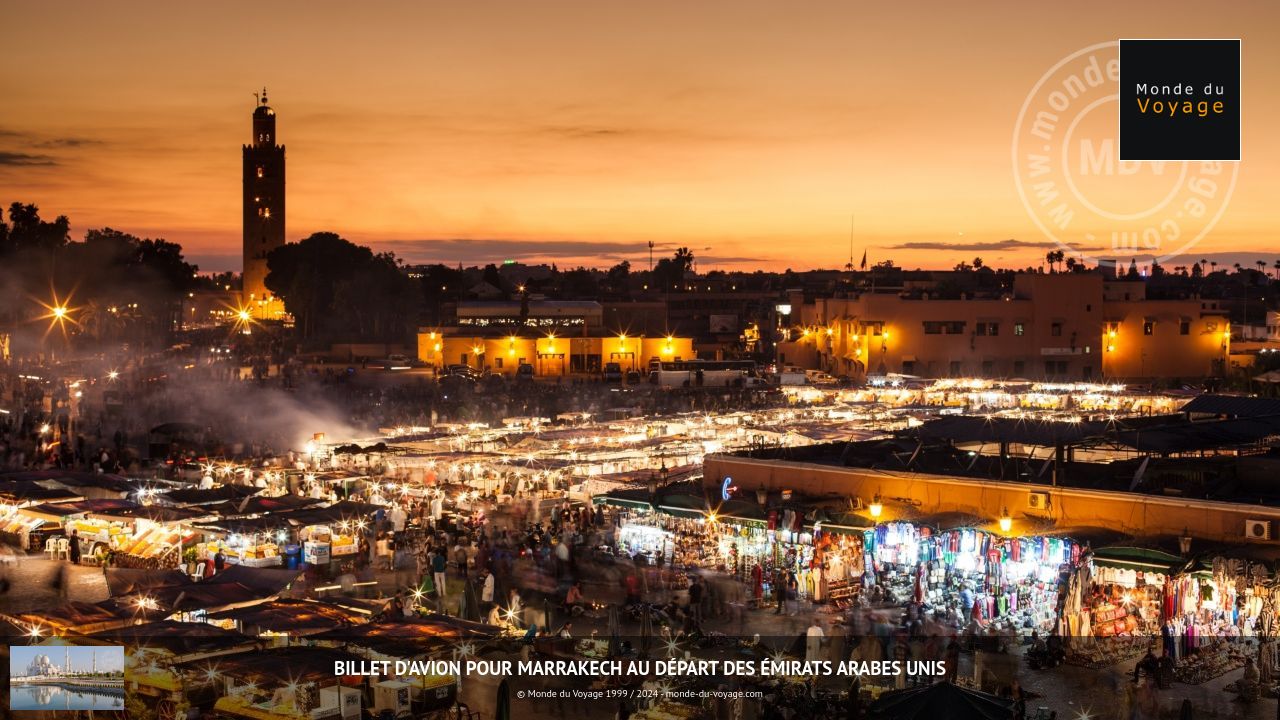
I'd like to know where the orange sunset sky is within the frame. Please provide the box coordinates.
[1,1,1276,273]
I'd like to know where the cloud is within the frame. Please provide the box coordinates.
[541,125,631,139]
[369,238,763,267]
[0,151,56,166]
[34,137,103,149]
[885,238,1107,253]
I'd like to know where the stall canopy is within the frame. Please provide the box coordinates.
[1090,546,1184,573]
[175,646,364,685]
[105,565,304,614]
[312,614,502,658]
[656,494,767,523]
[284,500,384,525]
[157,485,258,506]
[868,680,1013,720]
[3,600,140,635]
[0,470,135,494]
[0,481,82,504]
[90,620,252,654]
[89,505,211,523]
[1111,414,1280,454]
[911,415,1108,447]
[1180,394,1280,418]
[208,494,323,517]
[105,568,192,598]
[205,598,367,635]
[23,498,140,521]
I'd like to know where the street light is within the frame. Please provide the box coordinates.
[868,493,883,519]
[998,508,1013,533]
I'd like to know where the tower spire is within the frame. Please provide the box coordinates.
[261,86,269,105]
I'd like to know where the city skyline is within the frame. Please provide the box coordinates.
[2,1,1278,274]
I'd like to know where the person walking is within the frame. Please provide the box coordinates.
[432,548,449,600]
[67,530,81,565]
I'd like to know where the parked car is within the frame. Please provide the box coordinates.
[444,364,481,380]
[603,362,623,383]
[516,363,535,382]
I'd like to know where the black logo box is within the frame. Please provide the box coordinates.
[1119,39,1241,161]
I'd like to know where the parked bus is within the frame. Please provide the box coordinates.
[648,359,763,388]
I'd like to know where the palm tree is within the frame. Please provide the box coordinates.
[1256,260,1267,274]
[1273,260,1280,280]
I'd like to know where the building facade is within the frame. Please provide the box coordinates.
[778,273,1229,381]
[241,88,287,319]
[418,300,694,376]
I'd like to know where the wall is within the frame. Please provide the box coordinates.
[705,454,1280,544]
[787,274,1227,380]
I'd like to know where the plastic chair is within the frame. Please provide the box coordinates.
[55,537,69,560]
[44,537,58,560]
[192,563,206,580]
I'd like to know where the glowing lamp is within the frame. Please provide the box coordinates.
[998,508,1012,533]
[868,494,883,519]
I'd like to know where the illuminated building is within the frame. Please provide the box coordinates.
[780,273,1229,381]
[241,87,287,319]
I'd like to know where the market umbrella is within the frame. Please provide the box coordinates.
[867,681,1012,720]
[495,677,512,720]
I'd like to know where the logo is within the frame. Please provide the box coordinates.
[721,476,735,501]
[1012,41,1238,265]
[1119,39,1240,161]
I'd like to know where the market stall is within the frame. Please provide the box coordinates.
[863,522,1075,637]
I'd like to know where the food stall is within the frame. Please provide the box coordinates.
[311,615,504,716]
[201,647,366,720]
[0,482,84,550]
[87,506,210,569]
[17,499,143,562]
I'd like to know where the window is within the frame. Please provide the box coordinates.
[902,361,916,375]
[981,360,994,375]
[1082,365,1094,380]
[1179,319,1190,335]
[924,321,966,334]
[256,166,264,178]
[460,353,469,364]
[1143,321,1154,336]
[949,360,961,375]
[494,358,504,369]
[975,322,999,336]
[1013,360,1025,376]
[1051,322,1063,337]
[1014,323,1026,336]
[1085,304,1092,312]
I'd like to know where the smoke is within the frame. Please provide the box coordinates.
[107,359,371,455]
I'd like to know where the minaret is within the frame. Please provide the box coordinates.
[242,87,287,318]
[92,649,97,674]
[64,647,69,675]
